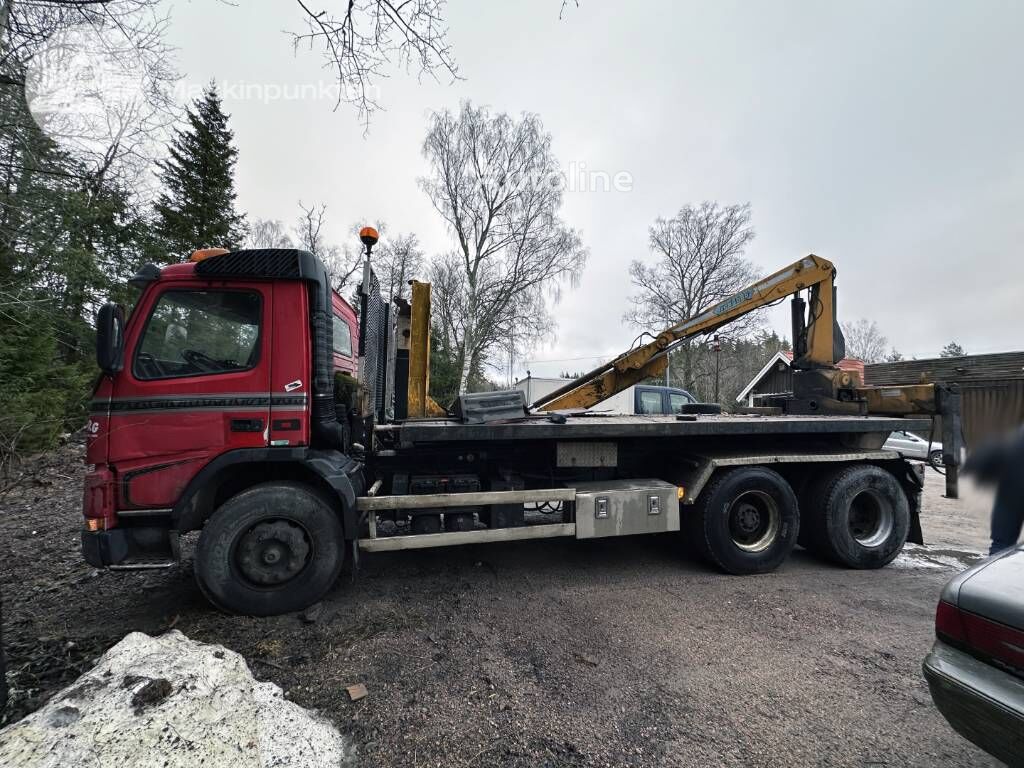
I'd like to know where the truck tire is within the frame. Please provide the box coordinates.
[684,467,799,574]
[801,465,909,569]
[195,482,345,616]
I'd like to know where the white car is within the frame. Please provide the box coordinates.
[885,429,944,466]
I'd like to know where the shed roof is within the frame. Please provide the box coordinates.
[864,351,1024,386]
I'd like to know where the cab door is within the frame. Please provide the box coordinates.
[107,282,272,510]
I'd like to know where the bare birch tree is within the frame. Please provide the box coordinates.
[252,208,395,296]
[624,202,761,395]
[4,0,177,188]
[374,232,424,301]
[420,101,587,392]
[840,318,887,363]
[294,202,363,292]
[288,1,577,129]
[245,218,294,249]
[290,0,457,129]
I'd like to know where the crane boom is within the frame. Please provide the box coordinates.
[533,255,842,411]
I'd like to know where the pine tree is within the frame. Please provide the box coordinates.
[939,341,966,358]
[155,83,246,257]
[1,79,158,460]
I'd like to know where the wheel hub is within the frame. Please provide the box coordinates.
[847,490,894,548]
[728,490,781,553]
[236,520,311,586]
[262,547,282,565]
[735,503,761,533]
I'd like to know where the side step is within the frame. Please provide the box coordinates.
[356,487,576,512]
[109,559,176,571]
[359,523,576,552]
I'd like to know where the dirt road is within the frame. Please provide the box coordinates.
[0,446,1001,766]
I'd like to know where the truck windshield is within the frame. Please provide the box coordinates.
[133,289,261,380]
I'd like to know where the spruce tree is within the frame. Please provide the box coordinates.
[939,341,966,358]
[155,83,246,256]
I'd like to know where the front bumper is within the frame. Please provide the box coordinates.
[923,640,1024,766]
[81,529,130,567]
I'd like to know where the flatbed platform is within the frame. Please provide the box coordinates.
[391,413,932,445]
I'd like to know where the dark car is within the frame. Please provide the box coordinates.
[923,545,1024,766]
[590,384,699,415]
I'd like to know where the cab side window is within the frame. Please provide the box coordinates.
[134,290,261,380]
[638,390,664,414]
[332,315,353,357]
[670,392,693,413]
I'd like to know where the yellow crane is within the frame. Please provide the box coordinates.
[403,253,962,492]
[531,255,847,412]
[530,254,956,423]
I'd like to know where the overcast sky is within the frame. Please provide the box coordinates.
[165,0,1023,379]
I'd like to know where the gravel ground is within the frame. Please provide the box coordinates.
[0,445,1004,766]
[916,470,993,554]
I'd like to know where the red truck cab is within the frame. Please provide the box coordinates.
[83,247,364,614]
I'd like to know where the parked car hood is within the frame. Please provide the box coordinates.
[948,547,1024,631]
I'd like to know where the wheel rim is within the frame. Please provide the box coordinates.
[235,519,312,586]
[728,490,781,553]
[847,490,894,548]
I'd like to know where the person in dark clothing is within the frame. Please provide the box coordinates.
[963,425,1024,555]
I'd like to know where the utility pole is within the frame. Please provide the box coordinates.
[712,335,721,404]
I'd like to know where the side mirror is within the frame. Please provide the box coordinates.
[96,302,125,375]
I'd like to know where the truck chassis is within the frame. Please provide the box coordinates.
[350,413,928,578]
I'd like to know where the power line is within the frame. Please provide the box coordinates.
[522,353,609,364]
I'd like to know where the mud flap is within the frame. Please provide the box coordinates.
[901,461,925,545]
[82,529,130,567]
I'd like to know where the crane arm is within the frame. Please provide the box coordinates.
[533,255,840,411]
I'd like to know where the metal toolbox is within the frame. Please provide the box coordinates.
[573,479,680,539]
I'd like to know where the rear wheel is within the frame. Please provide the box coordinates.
[801,464,909,569]
[684,467,799,574]
[195,482,345,616]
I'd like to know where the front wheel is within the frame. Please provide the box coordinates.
[195,482,345,616]
[684,467,799,574]
[928,450,943,469]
